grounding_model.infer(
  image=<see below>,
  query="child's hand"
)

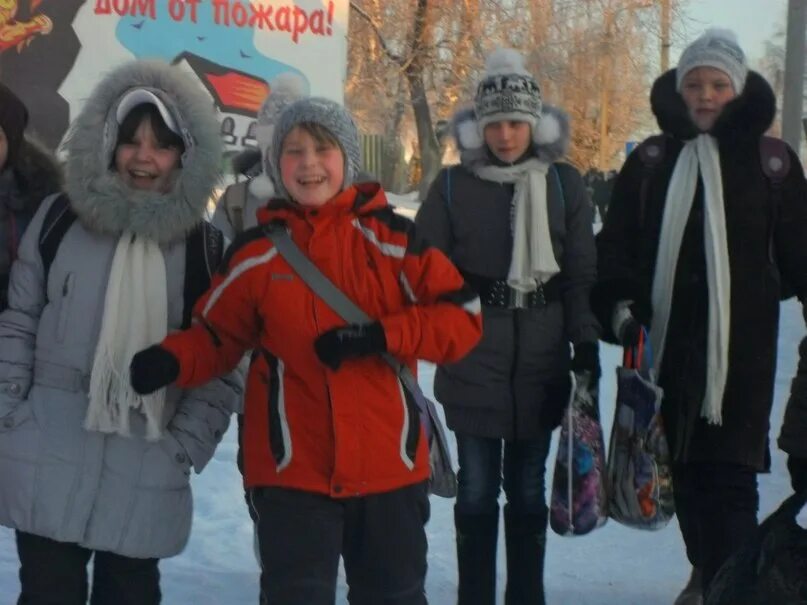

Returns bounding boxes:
[130,345,180,394]
[314,322,387,371]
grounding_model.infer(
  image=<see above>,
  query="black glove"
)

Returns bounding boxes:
[571,341,601,379]
[787,455,807,494]
[314,322,387,371]
[130,345,180,395]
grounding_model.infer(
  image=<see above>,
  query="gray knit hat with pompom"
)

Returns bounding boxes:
[270,97,361,200]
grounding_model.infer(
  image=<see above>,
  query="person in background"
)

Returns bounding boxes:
[593,29,807,604]
[0,82,61,311]
[0,60,242,604]
[416,48,600,605]
[212,71,307,240]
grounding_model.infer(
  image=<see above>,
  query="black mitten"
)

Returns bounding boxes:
[314,322,387,371]
[787,455,807,494]
[130,345,180,395]
[571,341,601,379]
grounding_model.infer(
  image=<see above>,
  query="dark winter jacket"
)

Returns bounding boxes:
[0,139,62,309]
[416,107,599,440]
[593,70,807,470]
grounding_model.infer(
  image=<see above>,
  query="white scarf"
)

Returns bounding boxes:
[85,233,168,440]
[474,158,560,292]
[650,134,730,425]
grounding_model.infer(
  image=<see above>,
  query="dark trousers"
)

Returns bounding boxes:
[455,432,553,515]
[250,481,430,605]
[16,531,161,605]
[672,462,759,592]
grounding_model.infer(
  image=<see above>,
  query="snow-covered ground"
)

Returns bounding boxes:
[1,300,803,604]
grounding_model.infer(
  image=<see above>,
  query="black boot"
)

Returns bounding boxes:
[455,505,499,605]
[503,504,547,605]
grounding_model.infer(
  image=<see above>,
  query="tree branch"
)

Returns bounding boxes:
[349,1,404,65]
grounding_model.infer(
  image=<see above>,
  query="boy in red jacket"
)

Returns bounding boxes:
[131,97,482,604]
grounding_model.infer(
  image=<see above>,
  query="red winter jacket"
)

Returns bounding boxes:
[162,183,482,497]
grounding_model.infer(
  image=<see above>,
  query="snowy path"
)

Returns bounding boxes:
[1,300,803,604]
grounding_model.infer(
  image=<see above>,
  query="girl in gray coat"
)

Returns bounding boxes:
[416,49,599,605]
[0,60,242,604]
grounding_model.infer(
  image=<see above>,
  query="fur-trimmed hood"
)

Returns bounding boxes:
[451,104,571,170]
[650,69,776,142]
[2,138,62,212]
[63,60,221,244]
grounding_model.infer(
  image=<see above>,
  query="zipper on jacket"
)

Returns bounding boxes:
[56,272,75,343]
[510,310,519,439]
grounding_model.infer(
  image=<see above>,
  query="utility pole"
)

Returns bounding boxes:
[782,0,807,154]
[660,0,671,72]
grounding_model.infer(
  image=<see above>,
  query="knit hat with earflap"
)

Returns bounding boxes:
[0,82,29,169]
[475,48,542,133]
[250,71,308,198]
[676,28,748,94]
[270,97,361,201]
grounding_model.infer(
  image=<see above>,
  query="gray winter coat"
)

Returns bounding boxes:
[0,61,242,559]
[415,107,599,440]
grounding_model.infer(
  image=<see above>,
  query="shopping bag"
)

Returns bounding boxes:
[403,375,458,498]
[706,491,807,605]
[606,330,674,529]
[550,370,609,536]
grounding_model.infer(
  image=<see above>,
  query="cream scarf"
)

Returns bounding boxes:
[85,233,168,440]
[650,134,730,425]
[474,158,560,292]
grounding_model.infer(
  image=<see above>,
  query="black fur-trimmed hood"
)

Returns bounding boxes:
[6,138,62,212]
[63,60,221,244]
[451,104,571,170]
[650,69,776,142]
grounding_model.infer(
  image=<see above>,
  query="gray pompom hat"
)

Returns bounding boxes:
[676,28,748,94]
[270,97,361,201]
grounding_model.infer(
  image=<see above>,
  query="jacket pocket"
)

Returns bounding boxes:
[264,352,292,472]
[55,273,75,343]
[0,398,32,432]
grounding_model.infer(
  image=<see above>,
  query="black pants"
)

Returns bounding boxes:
[250,481,430,605]
[672,462,759,592]
[16,531,160,605]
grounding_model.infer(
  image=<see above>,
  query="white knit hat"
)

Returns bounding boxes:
[676,29,748,94]
[474,48,542,132]
[249,72,307,198]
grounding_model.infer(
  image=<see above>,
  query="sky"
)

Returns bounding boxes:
[679,0,789,65]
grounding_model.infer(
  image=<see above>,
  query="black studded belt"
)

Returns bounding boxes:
[462,272,561,309]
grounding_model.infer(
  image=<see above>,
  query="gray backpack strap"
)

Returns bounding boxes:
[224,181,249,235]
[263,224,421,398]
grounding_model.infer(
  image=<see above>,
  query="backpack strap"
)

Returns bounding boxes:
[223,181,249,235]
[182,221,224,329]
[550,164,566,210]
[760,136,793,299]
[636,135,667,228]
[38,194,76,295]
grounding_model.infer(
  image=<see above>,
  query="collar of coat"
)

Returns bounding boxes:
[451,104,570,171]
[650,69,776,143]
[62,60,222,244]
[259,182,389,224]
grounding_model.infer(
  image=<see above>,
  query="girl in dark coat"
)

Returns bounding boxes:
[0,83,62,310]
[593,29,807,602]
[417,48,599,605]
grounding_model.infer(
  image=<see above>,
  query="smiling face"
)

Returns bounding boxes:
[483,120,532,163]
[680,66,737,132]
[113,104,184,193]
[279,124,345,208]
